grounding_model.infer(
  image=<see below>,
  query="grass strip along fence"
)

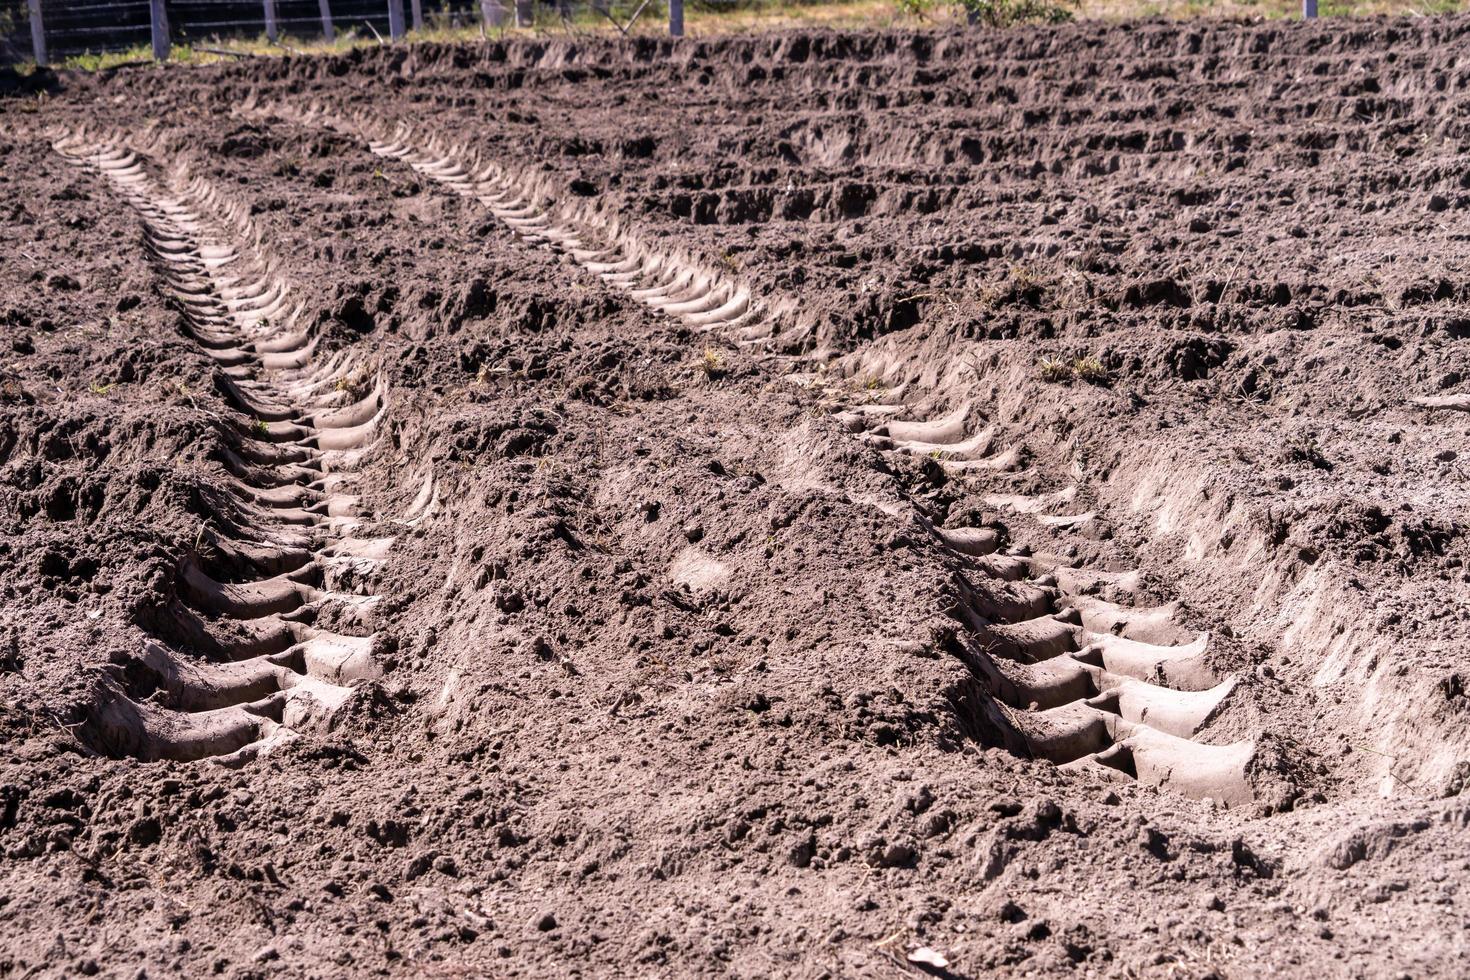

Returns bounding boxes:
[0,0,1396,71]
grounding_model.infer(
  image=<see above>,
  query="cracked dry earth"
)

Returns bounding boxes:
[2,16,1470,980]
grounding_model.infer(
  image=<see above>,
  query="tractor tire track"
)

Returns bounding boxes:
[246,99,1253,804]
[51,129,436,765]
[798,360,1256,806]
[246,100,810,349]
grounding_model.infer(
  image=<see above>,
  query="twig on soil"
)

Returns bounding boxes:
[365,21,386,45]
[1351,743,1414,788]
[196,47,258,59]
[896,289,960,313]
[1220,251,1246,306]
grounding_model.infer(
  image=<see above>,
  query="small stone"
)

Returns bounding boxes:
[918,812,952,839]
[404,851,437,880]
[683,523,705,543]
[878,841,915,868]
[1201,893,1225,912]
[990,797,1023,818]
[432,854,460,877]
[640,500,660,522]
[128,817,162,847]
[533,911,558,932]
[1429,194,1450,213]
[252,945,279,963]
[1188,217,1213,233]
[787,832,817,869]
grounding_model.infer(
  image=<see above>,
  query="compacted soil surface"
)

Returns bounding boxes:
[2,15,1470,978]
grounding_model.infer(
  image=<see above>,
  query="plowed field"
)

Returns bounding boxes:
[2,17,1469,977]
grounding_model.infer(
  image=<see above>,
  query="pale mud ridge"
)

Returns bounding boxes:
[2,17,1470,980]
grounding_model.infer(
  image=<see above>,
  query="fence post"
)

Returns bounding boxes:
[1303,0,1317,16]
[669,0,683,37]
[26,0,46,67]
[481,0,504,28]
[514,0,531,27]
[149,0,170,60]
[264,0,279,41]
[388,0,405,39]
[410,0,422,32]
[318,0,335,42]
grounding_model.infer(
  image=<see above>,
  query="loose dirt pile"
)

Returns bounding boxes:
[2,16,1469,978]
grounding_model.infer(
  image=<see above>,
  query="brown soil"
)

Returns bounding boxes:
[2,16,1470,979]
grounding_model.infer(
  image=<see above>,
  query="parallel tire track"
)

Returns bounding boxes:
[249,101,808,349]
[52,129,436,765]
[803,366,1254,806]
[245,101,1251,803]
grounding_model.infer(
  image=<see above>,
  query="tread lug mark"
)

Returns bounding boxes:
[799,369,1253,806]
[248,100,811,349]
[52,127,438,766]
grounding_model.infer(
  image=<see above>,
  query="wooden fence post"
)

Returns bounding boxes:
[410,0,422,32]
[669,0,683,37]
[514,0,531,28]
[318,0,335,42]
[264,0,279,41]
[26,0,46,67]
[388,0,405,39]
[149,0,170,61]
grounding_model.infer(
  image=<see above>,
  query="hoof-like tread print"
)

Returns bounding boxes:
[809,368,1254,806]
[52,130,435,766]
[253,101,808,348]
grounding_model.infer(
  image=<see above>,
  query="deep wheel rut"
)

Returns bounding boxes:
[50,130,437,764]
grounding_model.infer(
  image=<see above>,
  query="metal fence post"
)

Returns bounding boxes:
[149,0,170,60]
[410,0,422,32]
[669,0,683,37]
[26,0,46,67]
[388,0,405,39]
[482,0,504,28]
[1304,0,1317,16]
[264,0,279,41]
[318,0,335,42]
[514,0,531,27]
